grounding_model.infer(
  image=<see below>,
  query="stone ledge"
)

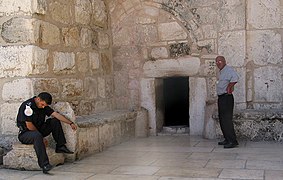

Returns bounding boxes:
[213,109,283,141]
[76,110,137,159]
[76,110,137,127]
[3,143,64,170]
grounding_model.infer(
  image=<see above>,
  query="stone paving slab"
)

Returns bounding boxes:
[1,136,283,180]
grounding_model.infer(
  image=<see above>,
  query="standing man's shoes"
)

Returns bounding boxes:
[55,145,74,154]
[218,140,228,145]
[42,163,53,174]
[224,142,238,149]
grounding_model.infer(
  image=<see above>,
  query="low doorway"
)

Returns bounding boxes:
[163,77,189,127]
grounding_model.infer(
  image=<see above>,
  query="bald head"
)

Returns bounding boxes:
[215,56,226,70]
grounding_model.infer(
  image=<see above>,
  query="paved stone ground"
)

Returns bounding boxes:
[1,135,283,180]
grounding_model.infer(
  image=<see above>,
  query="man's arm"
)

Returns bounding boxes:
[25,121,38,131]
[227,82,237,94]
[51,111,77,130]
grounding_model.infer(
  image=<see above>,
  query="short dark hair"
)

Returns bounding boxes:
[38,92,52,105]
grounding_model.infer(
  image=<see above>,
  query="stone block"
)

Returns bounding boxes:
[53,52,75,74]
[62,27,80,47]
[151,47,168,59]
[84,77,97,100]
[91,0,107,28]
[98,32,110,49]
[61,79,83,99]
[49,1,72,24]
[135,108,149,137]
[0,103,22,135]
[77,52,89,74]
[1,17,38,43]
[98,77,106,98]
[254,66,283,102]
[2,79,34,102]
[75,0,92,25]
[189,77,207,136]
[218,30,246,67]
[0,46,33,78]
[89,52,100,70]
[41,22,60,45]
[80,28,94,48]
[143,56,200,78]
[0,0,46,16]
[217,0,245,31]
[77,126,99,159]
[53,102,77,161]
[158,22,187,41]
[3,143,64,170]
[33,78,60,97]
[247,0,282,29]
[247,30,282,65]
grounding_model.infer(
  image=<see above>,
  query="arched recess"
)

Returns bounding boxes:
[110,1,212,136]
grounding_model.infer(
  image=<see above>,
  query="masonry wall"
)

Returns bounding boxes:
[109,0,283,110]
[0,0,112,135]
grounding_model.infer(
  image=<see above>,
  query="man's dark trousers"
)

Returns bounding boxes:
[18,118,66,168]
[218,94,237,143]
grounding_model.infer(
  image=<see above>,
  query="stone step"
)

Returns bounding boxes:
[158,126,189,136]
[3,143,65,170]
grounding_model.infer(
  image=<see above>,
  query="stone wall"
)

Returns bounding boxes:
[108,0,283,135]
[0,0,112,135]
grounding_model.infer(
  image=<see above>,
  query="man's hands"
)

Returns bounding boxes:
[70,123,77,130]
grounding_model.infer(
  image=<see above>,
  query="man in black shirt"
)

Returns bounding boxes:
[16,92,77,174]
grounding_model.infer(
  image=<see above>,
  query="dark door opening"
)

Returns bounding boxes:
[163,77,189,126]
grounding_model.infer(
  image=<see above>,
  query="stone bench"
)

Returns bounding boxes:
[213,109,283,141]
[3,143,64,170]
[76,110,138,159]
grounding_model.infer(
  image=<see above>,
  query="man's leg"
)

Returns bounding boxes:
[18,131,49,168]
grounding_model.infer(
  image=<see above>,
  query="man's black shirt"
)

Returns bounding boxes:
[16,97,54,130]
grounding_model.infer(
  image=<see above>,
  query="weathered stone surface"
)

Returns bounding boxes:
[151,47,168,59]
[233,67,246,104]
[49,1,72,24]
[84,77,97,100]
[89,52,100,70]
[2,79,34,102]
[203,100,217,139]
[218,30,246,67]
[98,32,110,49]
[143,56,200,78]
[41,22,60,45]
[101,54,112,75]
[76,52,89,74]
[80,28,94,48]
[77,126,99,158]
[98,77,106,98]
[1,17,38,43]
[0,0,46,16]
[214,110,283,141]
[53,102,77,161]
[91,0,108,28]
[189,77,207,136]
[247,30,282,65]
[53,52,75,74]
[3,143,64,170]
[158,22,187,41]
[169,43,190,57]
[0,46,33,78]
[247,0,282,29]
[135,108,149,137]
[217,0,246,31]
[254,66,283,102]
[31,46,49,75]
[75,0,92,25]
[61,79,83,99]
[33,78,60,97]
[0,103,22,135]
[62,27,80,47]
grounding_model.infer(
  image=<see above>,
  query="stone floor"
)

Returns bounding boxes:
[1,135,283,180]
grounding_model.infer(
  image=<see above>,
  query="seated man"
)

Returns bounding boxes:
[16,92,77,174]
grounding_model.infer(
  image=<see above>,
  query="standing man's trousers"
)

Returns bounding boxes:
[218,94,237,143]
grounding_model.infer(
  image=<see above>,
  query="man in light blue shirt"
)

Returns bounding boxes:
[216,56,239,148]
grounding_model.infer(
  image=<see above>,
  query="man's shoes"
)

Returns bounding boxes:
[42,163,53,174]
[224,142,239,149]
[218,140,228,145]
[55,145,74,154]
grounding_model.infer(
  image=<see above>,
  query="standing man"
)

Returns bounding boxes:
[16,92,77,173]
[215,56,239,148]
